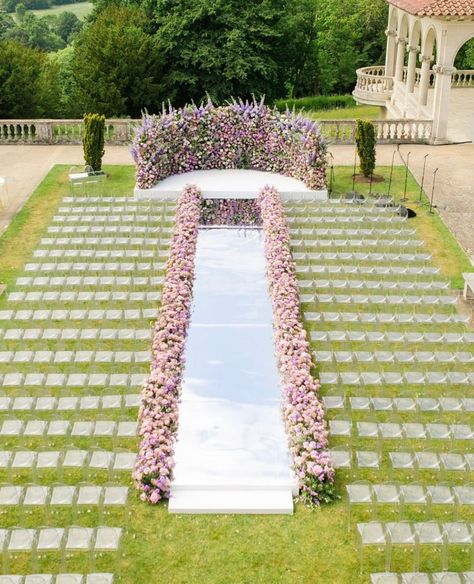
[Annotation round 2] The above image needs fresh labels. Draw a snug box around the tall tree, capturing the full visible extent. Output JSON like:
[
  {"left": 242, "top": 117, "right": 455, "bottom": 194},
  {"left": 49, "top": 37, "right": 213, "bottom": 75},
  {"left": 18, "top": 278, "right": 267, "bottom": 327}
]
[
  {"left": 154, "top": 0, "right": 286, "bottom": 105},
  {"left": 0, "top": 40, "right": 61, "bottom": 117},
  {"left": 73, "top": 5, "right": 164, "bottom": 116},
  {"left": 315, "top": 0, "right": 387, "bottom": 94}
]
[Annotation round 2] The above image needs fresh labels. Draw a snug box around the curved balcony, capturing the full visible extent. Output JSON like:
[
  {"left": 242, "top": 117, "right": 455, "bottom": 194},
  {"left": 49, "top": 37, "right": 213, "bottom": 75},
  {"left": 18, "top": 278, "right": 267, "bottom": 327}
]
[{"left": 353, "top": 66, "right": 394, "bottom": 106}]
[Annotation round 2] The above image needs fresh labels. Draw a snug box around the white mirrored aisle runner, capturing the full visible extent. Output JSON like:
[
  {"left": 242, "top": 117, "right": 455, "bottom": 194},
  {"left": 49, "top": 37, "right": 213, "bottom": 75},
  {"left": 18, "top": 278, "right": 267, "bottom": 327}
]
[{"left": 169, "top": 228, "right": 296, "bottom": 514}]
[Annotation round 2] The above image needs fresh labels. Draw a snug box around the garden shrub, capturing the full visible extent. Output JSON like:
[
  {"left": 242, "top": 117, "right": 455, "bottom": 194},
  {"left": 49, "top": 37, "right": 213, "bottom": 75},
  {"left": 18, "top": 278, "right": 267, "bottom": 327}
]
[
  {"left": 355, "top": 119, "right": 376, "bottom": 178},
  {"left": 82, "top": 113, "right": 105, "bottom": 171}
]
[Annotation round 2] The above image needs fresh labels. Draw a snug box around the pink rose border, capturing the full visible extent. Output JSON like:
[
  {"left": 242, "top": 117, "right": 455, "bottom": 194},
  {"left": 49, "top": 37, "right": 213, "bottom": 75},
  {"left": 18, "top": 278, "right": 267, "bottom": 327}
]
[
  {"left": 133, "top": 184, "right": 201, "bottom": 504},
  {"left": 258, "top": 185, "right": 336, "bottom": 506}
]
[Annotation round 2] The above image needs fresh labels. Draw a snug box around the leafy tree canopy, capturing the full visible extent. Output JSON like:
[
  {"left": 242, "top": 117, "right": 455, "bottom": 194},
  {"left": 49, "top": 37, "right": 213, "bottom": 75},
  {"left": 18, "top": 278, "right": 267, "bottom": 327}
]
[
  {"left": 0, "top": 39, "right": 61, "bottom": 117},
  {"left": 72, "top": 5, "right": 164, "bottom": 117}
]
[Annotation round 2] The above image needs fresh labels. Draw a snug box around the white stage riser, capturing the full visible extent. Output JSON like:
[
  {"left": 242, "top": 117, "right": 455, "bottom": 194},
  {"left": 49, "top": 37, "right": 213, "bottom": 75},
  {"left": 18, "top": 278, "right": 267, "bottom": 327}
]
[{"left": 168, "top": 489, "right": 294, "bottom": 515}]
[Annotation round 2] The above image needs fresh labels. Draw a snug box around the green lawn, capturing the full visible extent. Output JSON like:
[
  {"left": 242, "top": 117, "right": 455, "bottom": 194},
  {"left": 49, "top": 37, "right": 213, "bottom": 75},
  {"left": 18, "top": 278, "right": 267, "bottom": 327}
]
[
  {"left": 30, "top": 1, "right": 92, "bottom": 19},
  {"left": 307, "top": 105, "right": 381, "bottom": 120},
  {"left": 0, "top": 164, "right": 472, "bottom": 584}
]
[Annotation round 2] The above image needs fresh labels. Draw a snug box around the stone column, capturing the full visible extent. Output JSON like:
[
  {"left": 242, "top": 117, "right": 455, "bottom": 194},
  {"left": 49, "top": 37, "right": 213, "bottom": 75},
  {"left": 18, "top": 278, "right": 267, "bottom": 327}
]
[
  {"left": 385, "top": 28, "right": 397, "bottom": 77},
  {"left": 418, "top": 55, "right": 433, "bottom": 106},
  {"left": 431, "top": 64, "right": 456, "bottom": 143},
  {"left": 406, "top": 45, "right": 419, "bottom": 93},
  {"left": 394, "top": 37, "right": 407, "bottom": 82}
]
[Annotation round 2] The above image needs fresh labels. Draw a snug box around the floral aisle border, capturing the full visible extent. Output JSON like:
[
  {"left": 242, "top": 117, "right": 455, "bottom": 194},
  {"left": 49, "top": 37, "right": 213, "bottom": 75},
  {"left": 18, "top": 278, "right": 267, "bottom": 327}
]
[
  {"left": 257, "top": 185, "right": 336, "bottom": 506},
  {"left": 133, "top": 184, "right": 201, "bottom": 504},
  {"left": 200, "top": 199, "right": 261, "bottom": 226},
  {"left": 132, "top": 99, "right": 327, "bottom": 192}
]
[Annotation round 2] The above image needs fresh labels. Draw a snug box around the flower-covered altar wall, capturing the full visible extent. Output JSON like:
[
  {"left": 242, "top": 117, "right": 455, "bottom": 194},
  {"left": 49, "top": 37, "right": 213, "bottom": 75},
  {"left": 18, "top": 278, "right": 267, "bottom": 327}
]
[{"left": 131, "top": 99, "right": 327, "bottom": 192}]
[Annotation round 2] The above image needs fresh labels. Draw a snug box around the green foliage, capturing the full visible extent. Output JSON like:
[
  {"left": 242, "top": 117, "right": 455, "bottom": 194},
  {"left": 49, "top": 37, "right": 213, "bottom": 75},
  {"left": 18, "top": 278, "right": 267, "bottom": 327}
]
[
  {"left": 82, "top": 113, "right": 105, "bottom": 171},
  {"left": 1, "top": 11, "right": 68, "bottom": 51},
  {"left": 455, "top": 38, "right": 474, "bottom": 69},
  {"left": 73, "top": 5, "right": 164, "bottom": 116},
  {"left": 355, "top": 119, "right": 376, "bottom": 177},
  {"left": 55, "top": 10, "right": 81, "bottom": 42},
  {"left": 49, "top": 45, "right": 82, "bottom": 116},
  {"left": 0, "top": 39, "right": 61, "bottom": 117},
  {"left": 315, "top": 0, "right": 387, "bottom": 95},
  {"left": 154, "top": 0, "right": 287, "bottom": 106},
  {"left": 1, "top": 0, "right": 79, "bottom": 12},
  {"left": 275, "top": 94, "right": 356, "bottom": 112}
]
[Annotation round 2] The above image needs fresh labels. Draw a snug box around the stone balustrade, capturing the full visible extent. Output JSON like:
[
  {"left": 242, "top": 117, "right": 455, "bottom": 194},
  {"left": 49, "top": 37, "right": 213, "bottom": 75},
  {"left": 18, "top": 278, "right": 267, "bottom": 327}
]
[
  {"left": 355, "top": 65, "right": 473, "bottom": 100},
  {"left": 451, "top": 69, "right": 474, "bottom": 87},
  {"left": 353, "top": 66, "right": 394, "bottom": 106},
  {"left": 0, "top": 117, "right": 434, "bottom": 146},
  {"left": 319, "top": 119, "right": 433, "bottom": 144},
  {"left": 0, "top": 119, "right": 140, "bottom": 145}
]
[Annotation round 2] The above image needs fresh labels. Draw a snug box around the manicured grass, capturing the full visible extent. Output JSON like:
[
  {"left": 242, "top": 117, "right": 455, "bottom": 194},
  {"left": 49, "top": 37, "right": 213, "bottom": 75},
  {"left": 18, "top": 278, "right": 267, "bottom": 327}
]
[
  {"left": 29, "top": 1, "right": 92, "bottom": 19},
  {"left": 0, "top": 165, "right": 135, "bottom": 289},
  {"left": 308, "top": 105, "right": 381, "bottom": 120},
  {"left": 330, "top": 165, "right": 473, "bottom": 288}
]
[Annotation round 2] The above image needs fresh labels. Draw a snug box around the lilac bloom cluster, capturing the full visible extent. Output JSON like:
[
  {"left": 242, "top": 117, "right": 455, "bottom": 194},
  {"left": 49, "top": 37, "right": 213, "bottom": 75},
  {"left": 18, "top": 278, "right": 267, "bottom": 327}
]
[
  {"left": 132, "top": 99, "right": 327, "bottom": 192},
  {"left": 133, "top": 184, "right": 202, "bottom": 504},
  {"left": 200, "top": 199, "right": 262, "bottom": 226},
  {"left": 257, "top": 185, "right": 337, "bottom": 506}
]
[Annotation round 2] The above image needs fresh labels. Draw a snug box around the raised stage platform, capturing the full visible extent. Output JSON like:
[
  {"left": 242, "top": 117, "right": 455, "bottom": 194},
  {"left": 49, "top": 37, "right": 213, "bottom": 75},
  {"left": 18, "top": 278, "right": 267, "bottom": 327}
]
[{"left": 134, "top": 169, "right": 328, "bottom": 201}]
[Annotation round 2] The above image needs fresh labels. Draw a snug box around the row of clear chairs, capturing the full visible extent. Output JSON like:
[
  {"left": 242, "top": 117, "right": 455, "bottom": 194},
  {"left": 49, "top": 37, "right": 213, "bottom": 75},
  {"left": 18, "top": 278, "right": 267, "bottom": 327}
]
[
  {"left": 0, "top": 328, "right": 151, "bottom": 341},
  {"left": 47, "top": 226, "right": 171, "bottom": 235},
  {"left": 0, "top": 393, "right": 140, "bottom": 413},
  {"left": 323, "top": 396, "right": 474, "bottom": 414},
  {"left": 38, "top": 237, "right": 169, "bottom": 248},
  {"left": 7, "top": 291, "right": 160, "bottom": 303},
  {"left": 294, "top": 251, "right": 430, "bottom": 261},
  {"left": 329, "top": 448, "right": 474, "bottom": 474},
  {"left": 291, "top": 238, "right": 423, "bottom": 248},
  {"left": 301, "top": 294, "right": 456, "bottom": 306},
  {"left": 358, "top": 521, "right": 474, "bottom": 573},
  {"left": 51, "top": 214, "right": 172, "bottom": 225},
  {"left": 0, "top": 448, "right": 136, "bottom": 481},
  {"left": 286, "top": 216, "right": 407, "bottom": 224},
  {"left": 320, "top": 371, "right": 473, "bottom": 385},
  {"left": 0, "top": 372, "right": 147, "bottom": 388},
  {"left": 23, "top": 263, "right": 165, "bottom": 274},
  {"left": 62, "top": 195, "right": 175, "bottom": 204},
  {"left": 0, "top": 350, "right": 150, "bottom": 364},
  {"left": 371, "top": 571, "right": 474, "bottom": 583},
  {"left": 0, "top": 573, "right": 114, "bottom": 584},
  {"left": 0, "top": 484, "right": 128, "bottom": 519},
  {"left": 14, "top": 277, "right": 163, "bottom": 289},
  {"left": 289, "top": 227, "right": 417, "bottom": 237},
  {"left": 0, "top": 308, "right": 158, "bottom": 323},
  {"left": 57, "top": 205, "right": 170, "bottom": 214},
  {"left": 315, "top": 350, "right": 474, "bottom": 364},
  {"left": 330, "top": 419, "right": 474, "bottom": 442},
  {"left": 0, "top": 419, "right": 138, "bottom": 440},
  {"left": 305, "top": 310, "right": 469, "bottom": 324},
  {"left": 297, "top": 265, "right": 440, "bottom": 276},
  {"left": 32, "top": 250, "right": 164, "bottom": 260},
  {"left": 302, "top": 279, "right": 449, "bottom": 291},
  {"left": 347, "top": 482, "right": 474, "bottom": 522},
  {"left": 0, "top": 526, "right": 122, "bottom": 573},
  {"left": 311, "top": 331, "right": 474, "bottom": 344}
]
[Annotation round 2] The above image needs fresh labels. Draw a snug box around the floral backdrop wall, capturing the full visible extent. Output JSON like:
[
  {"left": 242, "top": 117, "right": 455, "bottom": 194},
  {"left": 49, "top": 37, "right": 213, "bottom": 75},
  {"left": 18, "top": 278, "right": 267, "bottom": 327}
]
[{"left": 132, "top": 99, "right": 327, "bottom": 192}]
